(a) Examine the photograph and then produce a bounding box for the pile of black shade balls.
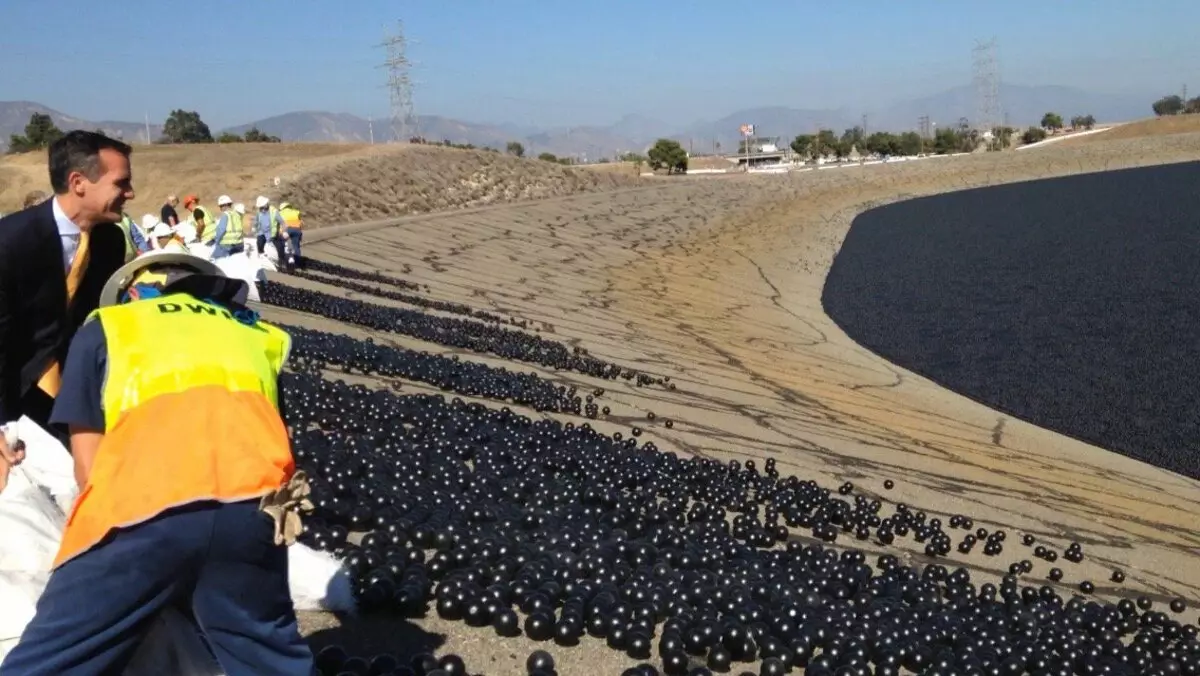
[294,259,513,325]
[283,324,583,414]
[266,271,1197,675]
[302,257,424,292]
[279,363,1199,676]
[259,281,665,388]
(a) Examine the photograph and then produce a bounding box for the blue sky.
[1,0,1196,130]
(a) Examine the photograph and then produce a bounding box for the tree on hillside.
[931,127,960,154]
[1186,98,1200,114]
[647,138,687,174]
[1152,95,1184,116]
[161,109,213,143]
[537,152,558,162]
[1021,126,1048,145]
[1069,115,1096,131]
[216,132,244,143]
[243,126,281,143]
[505,141,525,158]
[814,129,838,158]
[790,134,814,160]
[990,126,1015,150]
[7,113,64,154]
[897,131,923,156]
[839,126,865,157]
[1040,112,1063,132]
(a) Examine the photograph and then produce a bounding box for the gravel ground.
[260,133,1200,675]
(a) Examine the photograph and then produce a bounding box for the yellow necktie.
[38,231,91,398]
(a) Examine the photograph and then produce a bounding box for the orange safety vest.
[53,292,294,569]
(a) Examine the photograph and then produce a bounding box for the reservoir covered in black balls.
[822,161,1200,479]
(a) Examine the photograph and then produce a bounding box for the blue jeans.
[0,500,314,676]
[287,230,302,263]
[211,242,244,259]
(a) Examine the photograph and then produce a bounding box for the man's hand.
[0,431,26,494]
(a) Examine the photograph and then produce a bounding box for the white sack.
[0,417,355,673]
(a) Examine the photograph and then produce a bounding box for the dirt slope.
[278,145,642,227]
[1060,114,1200,145]
[0,142,375,214]
[0,143,643,220]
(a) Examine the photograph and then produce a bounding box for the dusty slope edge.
[281,145,643,227]
[607,134,1200,595]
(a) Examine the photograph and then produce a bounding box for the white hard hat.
[217,195,233,206]
[234,203,246,215]
[150,222,174,238]
[140,214,159,232]
[255,196,270,209]
[99,251,224,308]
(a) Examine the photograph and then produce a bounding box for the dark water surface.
[822,161,1200,479]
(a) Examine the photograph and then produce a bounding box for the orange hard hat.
[183,194,199,207]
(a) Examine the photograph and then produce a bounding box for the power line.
[379,20,416,143]
[972,38,1002,133]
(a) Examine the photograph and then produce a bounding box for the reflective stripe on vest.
[280,207,302,230]
[268,206,281,238]
[52,294,294,569]
[219,210,244,246]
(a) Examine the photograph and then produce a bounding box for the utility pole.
[378,20,416,143]
[368,117,374,144]
[862,113,868,137]
[144,113,151,144]
[972,38,1002,135]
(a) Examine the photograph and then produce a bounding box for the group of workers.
[0,130,316,674]
[111,193,305,271]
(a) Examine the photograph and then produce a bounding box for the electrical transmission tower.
[918,115,931,139]
[379,21,416,143]
[972,38,1002,133]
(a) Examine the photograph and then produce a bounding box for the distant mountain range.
[0,83,1158,158]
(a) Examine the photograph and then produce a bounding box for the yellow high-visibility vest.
[280,206,302,231]
[54,293,293,570]
[219,210,244,247]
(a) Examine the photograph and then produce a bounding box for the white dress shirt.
[51,197,83,274]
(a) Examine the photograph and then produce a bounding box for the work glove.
[258,470,314,546]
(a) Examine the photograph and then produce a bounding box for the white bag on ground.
[0,417,355,672]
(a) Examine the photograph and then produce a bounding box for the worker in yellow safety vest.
[115,212,151,262]
[253,196,290,272]
[183,194,213,243]
[209,194,245,258]
[0,251,315,675]
[278,201,304,269]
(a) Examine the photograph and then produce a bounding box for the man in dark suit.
[0,130,134,492]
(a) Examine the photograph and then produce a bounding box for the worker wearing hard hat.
[148,221,188,253]
[254,196,291,272]
[278,201,304,269]
[182,194,212,243]
[209,194,245,259]
[0,251,315,675]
